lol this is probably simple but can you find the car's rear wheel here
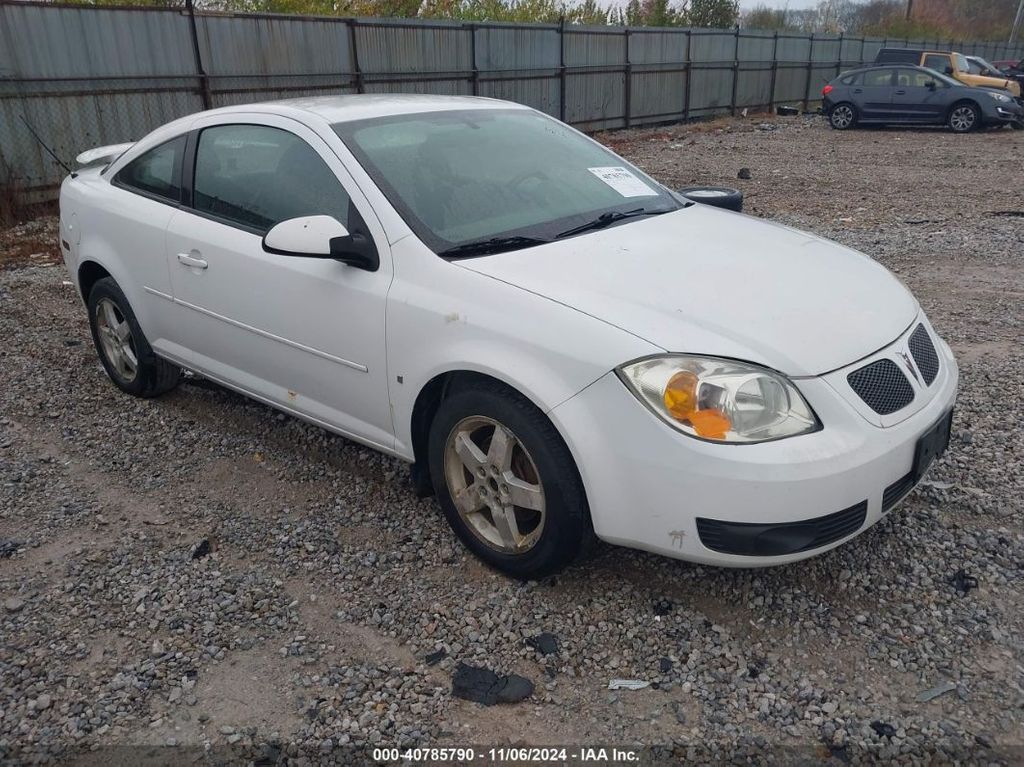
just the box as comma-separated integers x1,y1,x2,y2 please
427,380,592,578
948,102,980,133
87,277,181,397
829,103,857,130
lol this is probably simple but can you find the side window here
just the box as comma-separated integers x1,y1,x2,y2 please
922,54,949,72
841,72,862,86
863,69,893,87
192,124,350,233
908,70,937,88
114,136,185,203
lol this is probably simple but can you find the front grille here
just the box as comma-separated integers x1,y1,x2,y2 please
696,501,868,557
883,471,916,511
908,324,939,385
847,359,915,415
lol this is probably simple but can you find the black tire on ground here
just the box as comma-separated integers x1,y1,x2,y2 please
677,186,743,213
828,102,857,130
87,277,181,398
1010,120,1024,130
947,101,980,133
427,380,594,579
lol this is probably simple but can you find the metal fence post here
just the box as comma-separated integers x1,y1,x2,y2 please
803,33,814,113
730,27,740,116
623,28,632,128
558,16,567,122
768,31,779,112
349,19,364,93
683,30,692,121
836,32,844,78
185,0,211,110
468,24,479,96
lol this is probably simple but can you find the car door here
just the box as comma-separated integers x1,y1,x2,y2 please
890,69,946,121
164,115,396,452
856,68,896,119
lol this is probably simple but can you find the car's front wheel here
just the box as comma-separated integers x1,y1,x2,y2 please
427,380,593,578
948,102,980,133
828,103,857,130
87,277,181,397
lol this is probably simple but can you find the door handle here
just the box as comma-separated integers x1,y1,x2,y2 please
895,89,906,95
177,253,208,270
853,88,863,93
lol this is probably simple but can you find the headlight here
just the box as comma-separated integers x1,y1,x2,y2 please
988,92,1011,102
616,355,820,443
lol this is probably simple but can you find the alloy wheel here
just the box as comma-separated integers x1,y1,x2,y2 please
950,106,976,132
831,105,853,129
95,297,138,382
443,416,546,554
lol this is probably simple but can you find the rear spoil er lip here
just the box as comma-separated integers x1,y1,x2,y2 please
141,286,368,373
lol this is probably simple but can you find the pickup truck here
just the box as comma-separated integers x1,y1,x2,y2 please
873,48,1021,98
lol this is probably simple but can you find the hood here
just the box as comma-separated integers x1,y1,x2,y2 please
457,205,918,377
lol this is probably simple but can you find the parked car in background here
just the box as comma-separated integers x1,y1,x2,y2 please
873,48,1021,98
823,65,1023,131
990,57,1024,91
59,95,959,577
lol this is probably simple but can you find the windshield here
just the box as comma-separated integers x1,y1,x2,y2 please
955,53,970,73
972,56,999,74
333,109,682,255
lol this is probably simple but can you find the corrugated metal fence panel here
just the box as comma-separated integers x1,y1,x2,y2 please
564,27,626,131
688,30,735,116
199,15,355,106
861,38,886,63
474,24,560,116
628,30,688,122
0,3,202,200
357,19,472,96
809,36,841,99
773,35,810,104
735,32,775,109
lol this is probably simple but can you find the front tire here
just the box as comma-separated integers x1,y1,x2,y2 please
427,380,593,578
828,103,857,130
948,102,980,133
87,277,181,397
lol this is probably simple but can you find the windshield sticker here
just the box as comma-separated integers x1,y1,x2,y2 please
587,167,659,198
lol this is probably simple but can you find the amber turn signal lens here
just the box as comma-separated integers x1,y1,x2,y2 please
663,371,698,419
688,409,732,440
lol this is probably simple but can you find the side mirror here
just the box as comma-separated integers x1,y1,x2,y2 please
925,80,936,90
262,215,379,272
944,66,954,75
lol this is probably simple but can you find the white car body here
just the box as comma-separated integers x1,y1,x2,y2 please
59,95,958,568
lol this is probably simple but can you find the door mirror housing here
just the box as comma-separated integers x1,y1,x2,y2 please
925,80,936,90
262,215,379,271
944,66,954,75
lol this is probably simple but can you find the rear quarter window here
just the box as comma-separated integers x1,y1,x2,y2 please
113,136,186,203
841,73,862,86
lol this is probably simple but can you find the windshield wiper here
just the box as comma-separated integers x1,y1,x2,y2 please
555,207,669,239
439,235,549,259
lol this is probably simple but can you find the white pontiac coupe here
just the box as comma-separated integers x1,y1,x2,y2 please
59,95,957,577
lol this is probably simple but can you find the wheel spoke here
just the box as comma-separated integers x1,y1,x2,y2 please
453,484,484,516
453,431,487,473
487,424,515,472
101,301,119,329
503,474,544,511
491,503,522,549
121,344,138,374
113,320,131,342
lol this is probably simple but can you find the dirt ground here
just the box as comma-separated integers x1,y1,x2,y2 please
1,114,1022,764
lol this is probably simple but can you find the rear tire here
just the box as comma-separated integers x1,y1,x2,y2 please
828,103,857,130
87,277,181,398
948,102,980,133
427,380,593,578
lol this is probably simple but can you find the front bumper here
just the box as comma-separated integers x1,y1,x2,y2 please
549,315,958,567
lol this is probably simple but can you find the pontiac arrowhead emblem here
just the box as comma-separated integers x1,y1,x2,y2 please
898,349,920,384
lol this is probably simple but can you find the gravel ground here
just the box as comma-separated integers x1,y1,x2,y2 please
1,115,1022,764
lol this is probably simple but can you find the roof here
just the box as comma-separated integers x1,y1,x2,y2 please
207,94,527,125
